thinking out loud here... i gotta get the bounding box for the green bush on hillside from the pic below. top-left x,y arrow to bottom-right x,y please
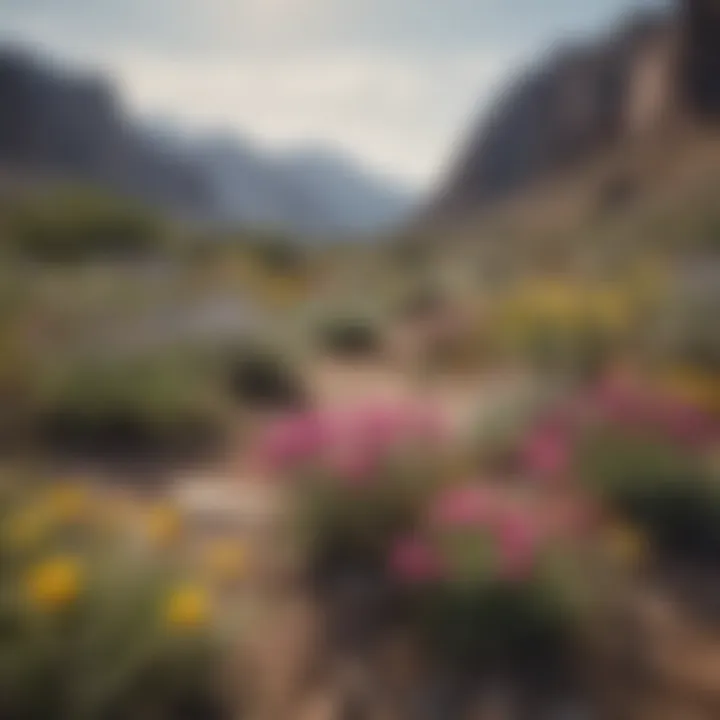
315,313 -> 383,358
4,189 -> 164,262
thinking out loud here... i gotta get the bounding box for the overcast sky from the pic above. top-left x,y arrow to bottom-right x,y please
0,0 -> 665,188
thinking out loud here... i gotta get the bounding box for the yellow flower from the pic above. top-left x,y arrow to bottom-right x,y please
604,522 -> 648,569
165,586 -> 209,629
46,483 -> 90,523
27,556 -> 83,610
203,540 -> 247,582
146,504 -> 182,547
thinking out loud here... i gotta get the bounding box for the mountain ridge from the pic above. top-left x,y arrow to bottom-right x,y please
0,45 -> 415,237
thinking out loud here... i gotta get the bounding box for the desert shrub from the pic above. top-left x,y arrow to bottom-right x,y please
34,354 -> 230,457
5,189 -> 164,262
0,480 -> 233,720
500,282 -> 632,381
246,233 -> 306,275
316,313 -> 383,358
218,342 -> 306,409
389,484 -> 592,675
577,427 -> 720,561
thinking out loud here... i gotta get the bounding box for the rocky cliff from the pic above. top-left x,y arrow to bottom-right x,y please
0,48 -> 208,215
432,2 -> 718,223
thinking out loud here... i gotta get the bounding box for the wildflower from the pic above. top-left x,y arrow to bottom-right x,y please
431,485 -> 497,528
257,412 -> 324,473
521,429 -> 570,479
389,536 -> 443,584
497,509 -> 538,581
165,585 -> 209,629
27,556 -> 82,610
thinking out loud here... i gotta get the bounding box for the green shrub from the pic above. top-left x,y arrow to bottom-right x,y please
0,481 -> 233,720
5,189 -> 164,262
577,428 -> 720,560
316,313 -> 383,358
246,233 -> 306,275
34,354 -> 229,457
219,342 -> 306,409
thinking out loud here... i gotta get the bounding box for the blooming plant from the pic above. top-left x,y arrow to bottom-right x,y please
258,402 -> 448,579
389,482 -> 593,673
0,478 -> 234,720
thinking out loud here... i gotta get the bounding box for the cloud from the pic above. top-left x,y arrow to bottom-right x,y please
0,0 -> 657,184
104,48 -> 511,184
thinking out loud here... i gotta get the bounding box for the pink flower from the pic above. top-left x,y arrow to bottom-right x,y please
327,445 -> 377,486
431,485 -> 497,528
389,536 -> 443,583
256,412 -> 325,473
497,509 -> 538,581
409,404 -> 448,444
522,429 -> 570,479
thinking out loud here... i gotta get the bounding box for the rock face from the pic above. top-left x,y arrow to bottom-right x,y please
681,0 -> 720,115
430,10 -> 700,222
0,48 -> 208,215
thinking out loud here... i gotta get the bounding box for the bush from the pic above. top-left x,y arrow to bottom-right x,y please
577,428 -> 720,561
316,314 -> 383,358
390,484 -> 590,674
5,189 -> 164,262
246,234 -> 306,275
219,343 -> 306,409
0,480 -> 233,720
34,354 -> 230,457
257,403 -> 448,582
500,282 -> 632,381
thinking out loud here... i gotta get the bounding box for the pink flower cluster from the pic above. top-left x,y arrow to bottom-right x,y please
391,482 -> 570,586
592,379 -> 718,447
255,402 -> 447,485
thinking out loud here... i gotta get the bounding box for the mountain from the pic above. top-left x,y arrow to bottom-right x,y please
0,47 -> 208,217
430,1 -> 720,225
149,126 -> 415,237
0,47 -> 415,237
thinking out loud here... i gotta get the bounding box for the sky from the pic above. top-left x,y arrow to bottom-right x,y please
0,0 -> 666,188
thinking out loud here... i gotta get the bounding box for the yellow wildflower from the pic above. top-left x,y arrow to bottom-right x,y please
165,585 -> 209,629
27,556 -> 83,610
203,540 -> 247,582
146,504 -> 182,546
604,522 -> 648,569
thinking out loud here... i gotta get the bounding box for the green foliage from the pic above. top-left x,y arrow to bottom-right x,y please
4,189 -> 165,262
246,233 -> 307,275
315,313 -> 383,358
414,570 -> 582,674
217,342 -> 306,409
34,354 -> 230,457
0,482 -> 232,720
577,428 -> 720,560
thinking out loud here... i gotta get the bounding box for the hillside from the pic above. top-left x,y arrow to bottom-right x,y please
430,0 -> 720,226
0,47 -> 414,237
